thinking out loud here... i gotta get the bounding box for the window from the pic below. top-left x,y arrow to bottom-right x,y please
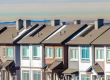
46,48 -> 53,58
81,46 -> 89,61
55,48 -> 62,58
33,71 -> 41,80
107,48 -> 110,61
96,49 -> 104,60
23,71 -> 29,80
82,75 -> 90,80
22,46 -> 29,58
7,48 -> 13,58
33,46 -> 40,59
107,77 -> 110,80
70,49 -> 78,61
75,77 -> 79,80
101,77 -> 104,80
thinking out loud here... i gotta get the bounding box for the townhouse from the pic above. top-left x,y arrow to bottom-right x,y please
17,20 -> 63,80
65,19 -> 110,80
0,19 -> 39,80
41,20 -> 90,80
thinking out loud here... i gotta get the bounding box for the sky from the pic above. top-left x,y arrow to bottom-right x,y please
0,0 -> 110,21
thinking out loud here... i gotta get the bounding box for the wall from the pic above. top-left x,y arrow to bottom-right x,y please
15,45 -> 20,67
68,46 -> 79,69
79,45 -> 93,71
20,44 -> 43,68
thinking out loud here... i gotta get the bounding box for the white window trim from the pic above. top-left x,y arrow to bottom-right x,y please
95,48 -> 104,61
70,48 -> 79,61
81,46 -> 90,62
107,47 -> 110,62
22,71 -> 29,80
7,48 -> 14,58
55,48 -> 62,58
46,48 -> 53,58
32,45 -> 41,59
33,71 -> 41,80
101,77 -> 104,80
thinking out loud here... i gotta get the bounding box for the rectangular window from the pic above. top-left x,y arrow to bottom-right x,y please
75,77 -> 79,80
55,48 -> 62,58
107,77 -> 110,80
107,48 -> 110,61
33,46 -> 40,59
82,75 -> 90,80
46,48 -> 53,58
22,46 -> 29,58
23,71 -> 29,80
81,46 -> 90,61
71,49 -> 78,60
101,77 -> 104,80
96,49 -> 104,60
7,48 -> 13,58
33,71 -> 41,80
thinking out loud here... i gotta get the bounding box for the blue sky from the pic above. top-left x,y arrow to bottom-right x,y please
0,0 -> 110,21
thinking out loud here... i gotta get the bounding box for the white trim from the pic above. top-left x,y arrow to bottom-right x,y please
45,25 -> 67,40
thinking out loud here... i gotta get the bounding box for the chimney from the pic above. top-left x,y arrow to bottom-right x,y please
16,19 -> 23,30
74,20 -> 81,24
94,19 -> 104,29
51,19 -> 60,26
61,22 -> 66,26
24,20 -> 31,29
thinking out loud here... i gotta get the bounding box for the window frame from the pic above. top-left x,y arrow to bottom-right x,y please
55,48 -> 62,58
107,47 -> 110,62
7,47 -> 14,58
81,75 -> 90,80
107,76 -> 110,80
101,77 -> 105,80
69,47 -> 79,61
22,70 -> 29,80
32,45 -> 41,60
81,46 -> 90,62
95,47 -> 104,61
33,70 -> 41,80
6,46 -> 14,59
45,47 -> 54,58
22,45 -> 30,60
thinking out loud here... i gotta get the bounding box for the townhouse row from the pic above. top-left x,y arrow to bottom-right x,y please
0,19 -> 110,80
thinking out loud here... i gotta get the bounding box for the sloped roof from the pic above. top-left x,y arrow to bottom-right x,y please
66,25 -> 110,45
92,65 -> 103,73
3,60 -> 14,68
42,24 -> 87,44
91,28 -> 110,44
62,69 -> 78,74
18,25 -> 62,44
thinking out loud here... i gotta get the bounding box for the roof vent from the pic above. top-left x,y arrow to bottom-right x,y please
64,30 -> 66,33
51,19 -> 60,26
74,20 -> 81,24
94,19 -> 104,29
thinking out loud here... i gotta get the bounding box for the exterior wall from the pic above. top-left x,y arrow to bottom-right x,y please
15,45 -> 20,67
45,45 -> 68,69
0,45 -> 15,62
20,44 -> 43,68
68,46 -> 79,69
95,46 -> 105,70
20,68 -> 42,80
79,45 -> 93,72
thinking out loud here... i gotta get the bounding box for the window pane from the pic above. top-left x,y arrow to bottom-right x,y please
55,48 -> 58,57
46,48 -> 53,58
107,50 -> 110,61
7,48 -> 13,58
34,72 -> 41,80
46,48 -> 49,57
59,48 -> 62,58
97,50 -> 100,59
75,49 -> 78,59
23,71 -> 29,80
71,49 -> 74,59
22,46 -> 29,58
33,46 -> 40,58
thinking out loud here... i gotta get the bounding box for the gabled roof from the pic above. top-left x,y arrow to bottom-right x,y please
66,25 -> 110,45
62,69 -> 78,74
86,63 -> 104,74
17,25 -> 62,44
0,26 -> 24,44
42,24 -> 87,44
91,27 -> 110,45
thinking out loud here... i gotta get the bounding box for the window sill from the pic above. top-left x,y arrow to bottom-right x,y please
70,59 -> 78,62
33,58 -> 41,60
45,57 -> 53,59
22,58 -> 29,60
81,61 -> 90,63
95,60 -> 104,61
